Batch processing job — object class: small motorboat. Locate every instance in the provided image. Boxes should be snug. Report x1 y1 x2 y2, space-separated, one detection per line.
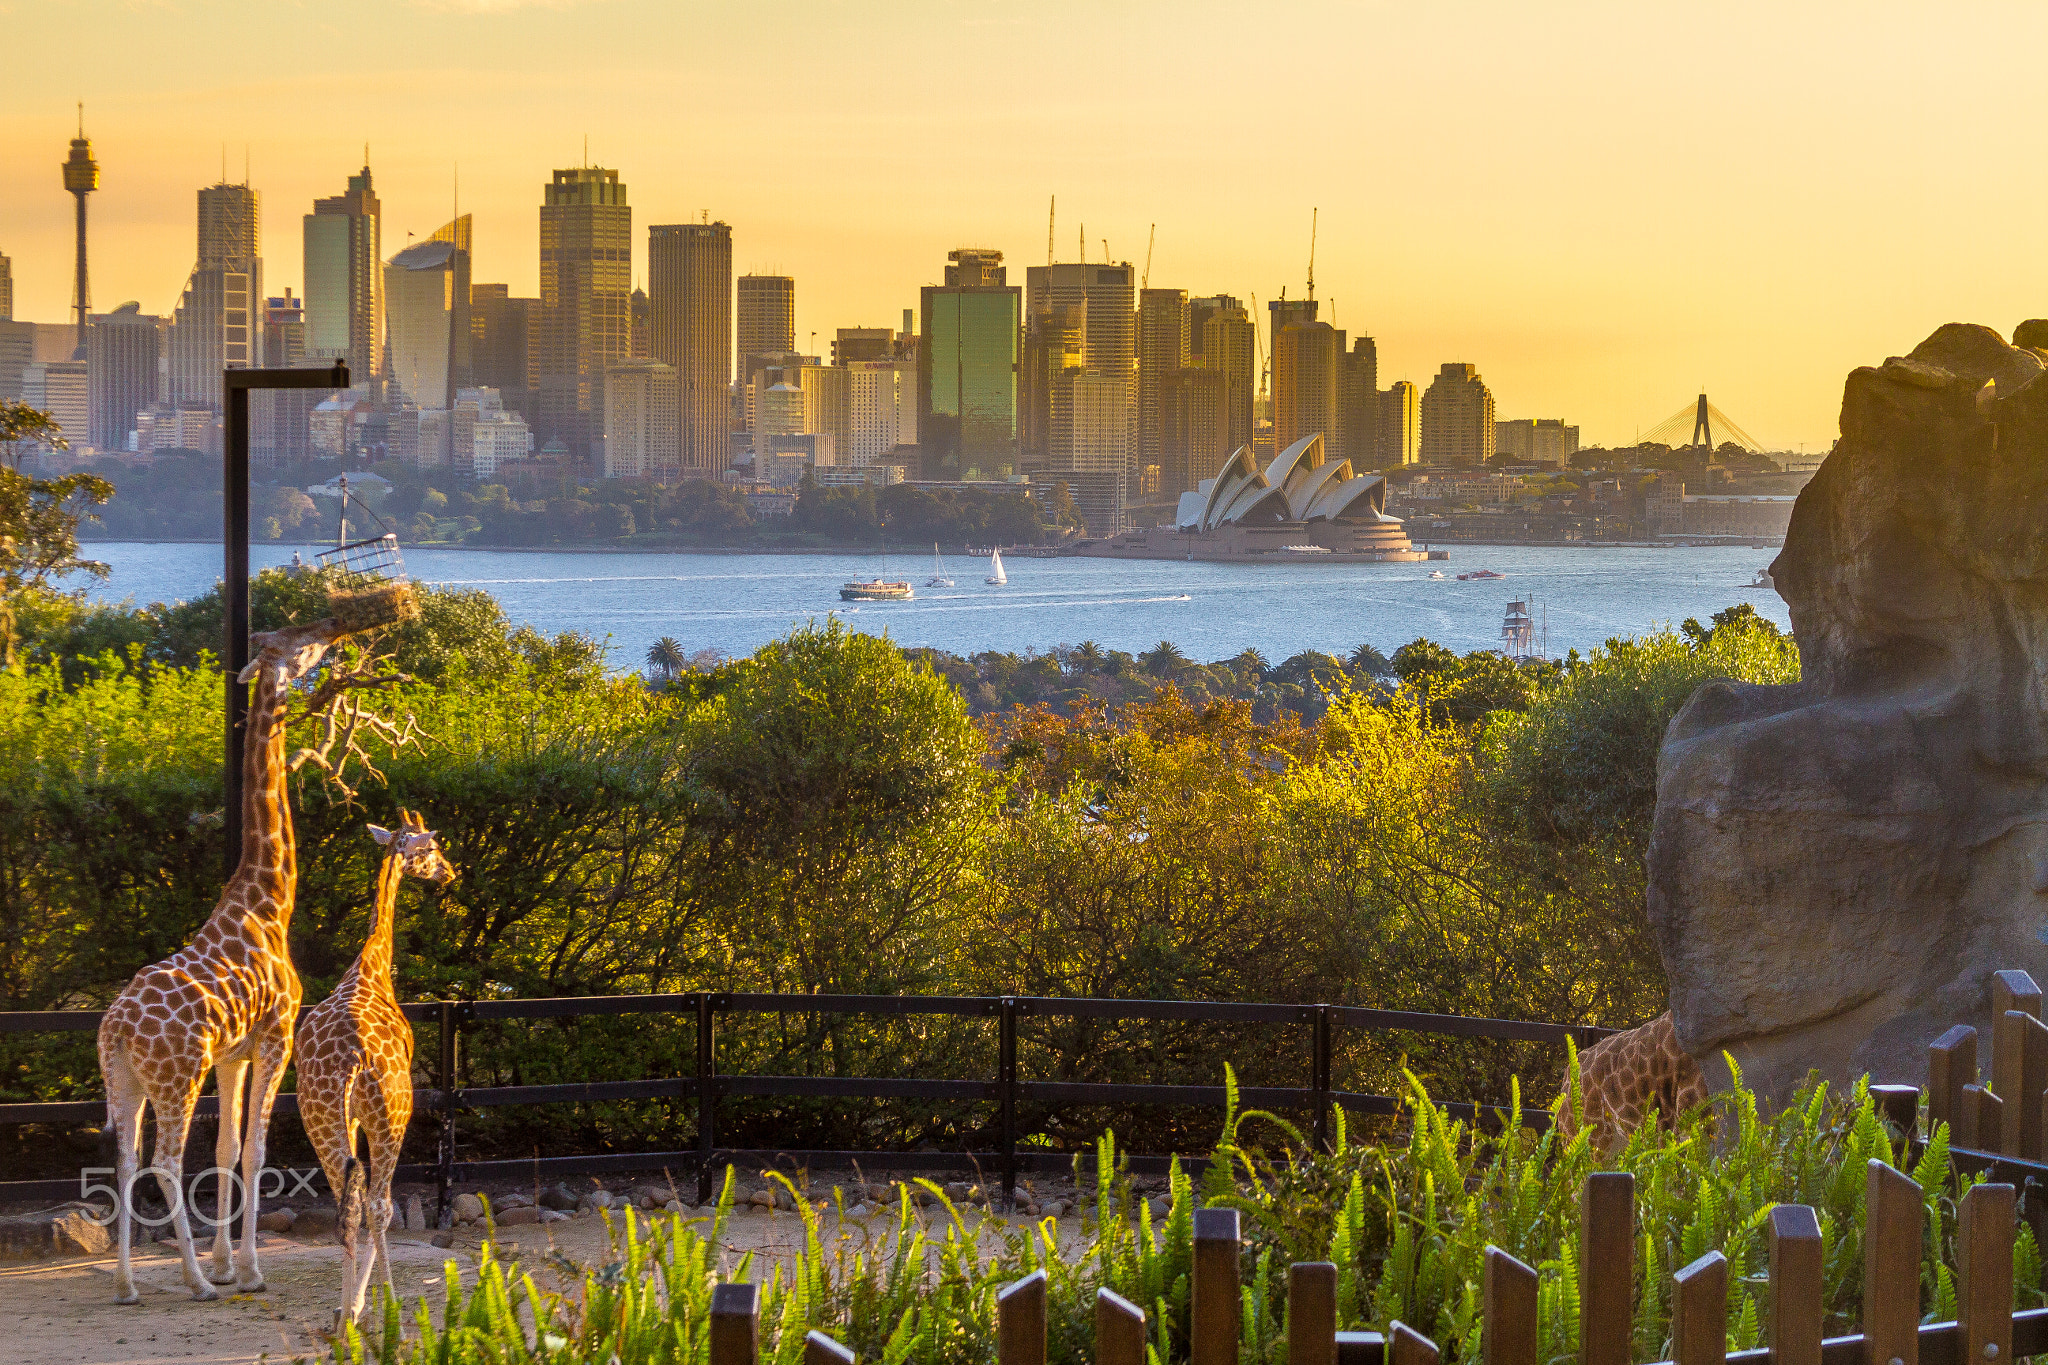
1456 569 1505 581
840 579 913 602
1428 570 1446 580
986 548 1007 585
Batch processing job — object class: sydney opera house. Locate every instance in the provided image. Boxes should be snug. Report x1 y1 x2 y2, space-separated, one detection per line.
1082 434 1443 562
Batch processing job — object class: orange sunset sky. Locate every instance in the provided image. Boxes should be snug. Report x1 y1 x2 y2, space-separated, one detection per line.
4 0 2046 451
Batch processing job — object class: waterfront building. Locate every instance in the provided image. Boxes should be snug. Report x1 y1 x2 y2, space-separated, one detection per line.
1494 416 1580 466
304 165 381 383
1137 288 1189 492
737 275 795 367
847 359 917 465
134 401 217 455
648 220 732 474
86 303 160 450
920 248 1021 478
539 167 631 462
471 404 532 479
1272 319 1339 456
1378 380 1420 465
1421 363 1494 466
1052 371 1129 534
603 357 680 479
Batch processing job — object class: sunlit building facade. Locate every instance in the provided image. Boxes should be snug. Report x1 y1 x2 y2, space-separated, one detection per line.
539 166 631 462
919 248 1020 478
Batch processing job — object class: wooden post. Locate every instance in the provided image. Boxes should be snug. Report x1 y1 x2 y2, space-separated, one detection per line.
1958 1182 2015 1365
1864 1160 1923 1365
1870 1085 1920 1145
803 1332 855 1365
1097 1288 1148 1365
1388 1322 1440 1365
709 1283 760 1365
1580 1172 1634 1365
999 1270 1047 1365
1335 1334 1387 1365
1967 1084 2003 1153
1193 1207 1241 1365
1992 971 2041 1155
1930 1024 1978 1142
1482 1246 1538 1365
1672 1251 1728 1365
1996 1011 2048 1159
1767 1205 1822 1365
1288 1262 1337 1365
1993 969 2041 1022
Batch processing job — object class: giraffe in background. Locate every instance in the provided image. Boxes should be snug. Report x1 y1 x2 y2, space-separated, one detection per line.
96 620 343 1303
1553 1012 1709 1154
296 811 455 1330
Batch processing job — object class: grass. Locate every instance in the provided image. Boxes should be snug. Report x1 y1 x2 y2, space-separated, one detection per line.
332 1062 2044 1365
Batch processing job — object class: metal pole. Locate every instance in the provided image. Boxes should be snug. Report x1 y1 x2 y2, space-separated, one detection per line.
1312 1006 1332 1151
222 383 251 878
437 999 457 1224
697 992 716 1205
1000 997 1018 1207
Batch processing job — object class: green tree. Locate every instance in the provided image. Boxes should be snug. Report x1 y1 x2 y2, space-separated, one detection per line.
647 636 687 682
0 436 113 668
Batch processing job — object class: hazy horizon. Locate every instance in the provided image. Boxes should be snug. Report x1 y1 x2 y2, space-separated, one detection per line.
6 0 2046 453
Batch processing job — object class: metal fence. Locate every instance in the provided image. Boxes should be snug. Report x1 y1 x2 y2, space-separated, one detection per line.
0 991 1612 1210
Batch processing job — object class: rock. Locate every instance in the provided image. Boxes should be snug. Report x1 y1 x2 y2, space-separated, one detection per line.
629 1184 674 1208
2016 319 2048 352
256 1208 296 1234
1043 1200 1066 1218
944 1182 970 1200
453 1193 486 1224
1648 322 2048 1100
846 1202 869 1217
498 1192 533 1210
539 1185 578 1211
539 1209 570 1223
496 1206 542 1226
664 1200 685 1213
404 1195 426 1231
0 1203 111 1261
431 1230 456 1249
748 1189 775 1208
293 1207 337 1237
576 1190 613 1213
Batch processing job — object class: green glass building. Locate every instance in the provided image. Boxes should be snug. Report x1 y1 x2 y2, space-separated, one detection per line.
918 248 1020 479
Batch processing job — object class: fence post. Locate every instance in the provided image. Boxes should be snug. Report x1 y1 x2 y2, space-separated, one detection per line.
1864 1160 1923 1365
1967 1085 2003 1153
1870 1086 1920 1146
1672 1251 1728 1365
1993 971 2041 1156
1312 1006 1333 1151
1288 1261 1336 1365
697 992 717 1207
1481 1246 1537 1365
1930 1024 1978 1142
436 998 459 1225
1388 1321 1439 1365
1958 1182 2015 1365
1001 996 1019 1209
1767 1205 1822 1365
999 1269 1047 1365
709 1282 760 1365
1096 1288 1148 1365
1193 1206 1241 1365
802 1332 854 1365
1580 1172 1633 1365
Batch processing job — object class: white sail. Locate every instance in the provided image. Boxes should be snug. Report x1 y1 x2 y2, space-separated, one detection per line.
986 548 1007 585
926 542 954 587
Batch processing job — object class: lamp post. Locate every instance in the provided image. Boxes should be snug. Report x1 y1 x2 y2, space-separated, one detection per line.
222 364 349 873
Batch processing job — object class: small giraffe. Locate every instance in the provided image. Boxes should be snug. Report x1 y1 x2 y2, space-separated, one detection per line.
296 811 455 1330
1553 1012 1709 1154
97 620 343 1303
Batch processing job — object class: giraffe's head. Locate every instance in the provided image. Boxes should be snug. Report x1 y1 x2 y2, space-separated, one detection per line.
237 618 345 688
368 810 457 886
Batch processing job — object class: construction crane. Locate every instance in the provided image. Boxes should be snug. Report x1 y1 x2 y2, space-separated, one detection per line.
1079 224 1085 263
1306 207 1318 300
1252 291 1268 398
1047 195 1055 267
1141 224 1155 289
1101 237 1109 263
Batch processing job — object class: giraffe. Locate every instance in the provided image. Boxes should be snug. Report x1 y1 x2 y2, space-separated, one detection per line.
295 810 455 1331
96 619 344 1303
1552 1012 1709 1154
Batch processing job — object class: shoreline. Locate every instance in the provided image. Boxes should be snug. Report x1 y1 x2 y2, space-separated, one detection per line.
80 538 1777 556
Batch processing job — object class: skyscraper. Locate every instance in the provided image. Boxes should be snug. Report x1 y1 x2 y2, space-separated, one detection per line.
919 248 1021 478
1025 260 1135 472
1271 320 1339 455
169 182 263 412
647 221 732 474
87 303 160 450
384 239 467 412
737 275 795 367
1136 288 1189 493
62 113 98 359
471 284 538 420
539 167 632 463
602 358 680 479
1162 367 1232 498
0 251 12 321
847 359 917 465
428 215 474 389
253 289 323 465
833 327 894 365
1421 363 1495 466
305 165 381 384
1378 381 1420 466
1338 336 1378 468
1195 298 1255 454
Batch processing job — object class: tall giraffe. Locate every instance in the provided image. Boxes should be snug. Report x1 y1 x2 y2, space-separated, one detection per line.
1552 1012 1709 1154
296 810 455 1330
96 620 342 1303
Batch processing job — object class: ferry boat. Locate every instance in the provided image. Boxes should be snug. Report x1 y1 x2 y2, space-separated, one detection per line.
840 578 913 602
1456 569 1505 581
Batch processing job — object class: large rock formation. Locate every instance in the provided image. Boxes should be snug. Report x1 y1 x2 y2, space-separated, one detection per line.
1648 323 2048 1098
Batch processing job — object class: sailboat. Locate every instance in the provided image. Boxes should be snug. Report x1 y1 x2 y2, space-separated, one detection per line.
926 543 954 588
986 548 1007 585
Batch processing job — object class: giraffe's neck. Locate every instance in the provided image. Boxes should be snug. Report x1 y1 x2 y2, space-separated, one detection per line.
225 662 297 918
353 850 404 988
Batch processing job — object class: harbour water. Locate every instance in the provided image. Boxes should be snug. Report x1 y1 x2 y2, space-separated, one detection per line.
80 542 1790 666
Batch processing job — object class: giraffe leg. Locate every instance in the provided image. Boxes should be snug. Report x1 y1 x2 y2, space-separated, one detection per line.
233 1030 290 1292
206 1057 249 1283
370 1140 402 1305
149 1093 217 1300
104 1051 147 1306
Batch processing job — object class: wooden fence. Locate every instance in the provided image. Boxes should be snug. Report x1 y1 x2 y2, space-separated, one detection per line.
710 1166 2042 1365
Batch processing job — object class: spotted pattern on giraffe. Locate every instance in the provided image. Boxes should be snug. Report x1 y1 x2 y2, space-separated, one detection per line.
94 619 343 1305
296 810 456 1329
1553 1012 1709 1154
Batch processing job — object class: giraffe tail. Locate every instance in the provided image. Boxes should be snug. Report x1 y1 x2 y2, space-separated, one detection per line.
337 1156 367 1255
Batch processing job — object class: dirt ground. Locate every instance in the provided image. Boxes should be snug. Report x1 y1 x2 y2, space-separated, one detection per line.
3 1199 1067 1365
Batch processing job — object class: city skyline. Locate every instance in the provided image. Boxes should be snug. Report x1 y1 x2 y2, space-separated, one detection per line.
5 0 2048 452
